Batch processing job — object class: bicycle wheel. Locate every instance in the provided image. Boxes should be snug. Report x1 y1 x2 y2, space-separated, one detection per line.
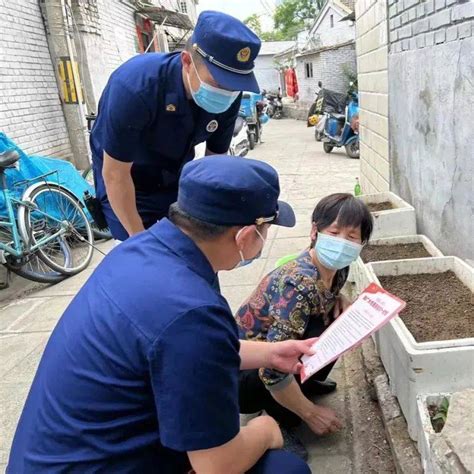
18 183 94 275
0 224 68 284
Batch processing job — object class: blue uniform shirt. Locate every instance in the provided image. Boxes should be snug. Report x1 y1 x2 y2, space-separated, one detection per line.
90 52 242 240
8 220 241 473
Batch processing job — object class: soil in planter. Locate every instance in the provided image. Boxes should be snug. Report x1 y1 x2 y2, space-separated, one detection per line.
379 271 473 343
361 243 431 263
367 201 394 212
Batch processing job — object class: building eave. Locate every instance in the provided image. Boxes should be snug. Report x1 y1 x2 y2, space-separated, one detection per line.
136 6 194 29
295 39 355 58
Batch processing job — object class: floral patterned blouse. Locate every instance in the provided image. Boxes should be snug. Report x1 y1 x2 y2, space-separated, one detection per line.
235 249 349 389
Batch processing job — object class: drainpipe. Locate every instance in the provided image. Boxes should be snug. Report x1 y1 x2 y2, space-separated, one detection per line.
41 0 90 169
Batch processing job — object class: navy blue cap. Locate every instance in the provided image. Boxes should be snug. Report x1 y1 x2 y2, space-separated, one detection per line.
191 11 261 93
178 156 295 228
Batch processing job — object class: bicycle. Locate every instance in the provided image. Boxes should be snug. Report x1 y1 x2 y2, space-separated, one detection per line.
0 150 94 283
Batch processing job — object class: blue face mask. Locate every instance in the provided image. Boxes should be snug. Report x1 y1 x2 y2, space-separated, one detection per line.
235 228 266 269
188 59 240 114
315 232 363 271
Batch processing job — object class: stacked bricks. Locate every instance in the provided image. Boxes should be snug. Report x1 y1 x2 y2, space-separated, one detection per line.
355 0 390 193
389 0 473 53
0 0 73 160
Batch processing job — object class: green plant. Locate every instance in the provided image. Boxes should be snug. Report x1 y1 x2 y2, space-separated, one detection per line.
247 0 326 42
243 14 263 36
429 397 450 433
341 63 358 91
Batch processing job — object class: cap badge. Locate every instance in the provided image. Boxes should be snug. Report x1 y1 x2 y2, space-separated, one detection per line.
166 103 176 112
237 47 251 63
206 120 219 133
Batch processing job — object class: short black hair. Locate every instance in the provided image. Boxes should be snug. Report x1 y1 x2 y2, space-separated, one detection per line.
168 203 232 241
311 193 373 244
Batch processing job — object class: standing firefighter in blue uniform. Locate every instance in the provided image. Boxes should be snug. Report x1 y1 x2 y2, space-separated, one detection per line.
8 156 312 474
90 11 261 241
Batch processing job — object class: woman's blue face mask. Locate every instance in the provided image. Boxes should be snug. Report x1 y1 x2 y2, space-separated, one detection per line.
315 232 363 270
187 58 240 114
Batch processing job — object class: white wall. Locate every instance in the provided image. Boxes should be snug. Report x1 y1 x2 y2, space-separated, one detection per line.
309 4 355 48
92 0 138 99
254 56 281 93
296 44 356 106
388 0 474 260
0 0 73 159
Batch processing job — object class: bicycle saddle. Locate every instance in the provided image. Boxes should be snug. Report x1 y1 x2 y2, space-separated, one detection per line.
0 150 20 168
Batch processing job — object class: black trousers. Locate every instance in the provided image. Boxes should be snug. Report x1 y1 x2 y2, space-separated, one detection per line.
239 314 337 428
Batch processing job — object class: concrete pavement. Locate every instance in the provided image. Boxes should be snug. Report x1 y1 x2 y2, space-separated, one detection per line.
0 118 394 472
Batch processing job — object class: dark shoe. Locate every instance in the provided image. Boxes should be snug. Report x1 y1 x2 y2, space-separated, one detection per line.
281 427 308 462
310 378 337 395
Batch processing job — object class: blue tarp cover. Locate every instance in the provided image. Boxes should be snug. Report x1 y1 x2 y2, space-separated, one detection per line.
0 133 93 219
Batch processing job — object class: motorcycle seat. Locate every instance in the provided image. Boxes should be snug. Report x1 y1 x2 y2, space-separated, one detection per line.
0 149 20 169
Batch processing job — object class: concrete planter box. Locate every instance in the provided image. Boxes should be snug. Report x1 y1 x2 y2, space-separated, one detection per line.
367 257 474 440
358 191 417 240
349 234 443 293
416 393 451 473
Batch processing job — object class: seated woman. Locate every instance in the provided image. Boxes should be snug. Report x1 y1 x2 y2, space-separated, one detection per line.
236 193 373 456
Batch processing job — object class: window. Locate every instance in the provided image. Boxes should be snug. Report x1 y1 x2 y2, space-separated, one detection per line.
136 16 157 53
330 14 334 28
180 1 188 13
305 62 313 79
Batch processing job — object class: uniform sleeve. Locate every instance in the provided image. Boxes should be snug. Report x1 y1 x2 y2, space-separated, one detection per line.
206 94 242 154
149 305 241 452
259 277 320 391
100 80 152 163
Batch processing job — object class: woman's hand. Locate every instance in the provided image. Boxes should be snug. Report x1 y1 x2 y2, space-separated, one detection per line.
302 403 343 435
333 294 352 319
266 338 317 374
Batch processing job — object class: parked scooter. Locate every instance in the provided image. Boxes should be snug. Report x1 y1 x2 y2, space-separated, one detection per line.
256 99 270 143
307 82 359 159
229 116 249 157
322 90 359 159
240 92 261 150
264 90 283 119
239 92 270 149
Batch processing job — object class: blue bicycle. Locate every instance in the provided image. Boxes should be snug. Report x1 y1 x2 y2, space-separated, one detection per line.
0 150 94 283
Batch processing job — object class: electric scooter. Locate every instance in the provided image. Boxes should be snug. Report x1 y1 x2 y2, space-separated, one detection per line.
322 90 359 159
265 91 283 119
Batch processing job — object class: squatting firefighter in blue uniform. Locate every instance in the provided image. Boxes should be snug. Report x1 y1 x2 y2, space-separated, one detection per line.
8 156 312 474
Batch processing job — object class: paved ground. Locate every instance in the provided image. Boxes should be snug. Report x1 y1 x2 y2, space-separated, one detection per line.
0 118 394 472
